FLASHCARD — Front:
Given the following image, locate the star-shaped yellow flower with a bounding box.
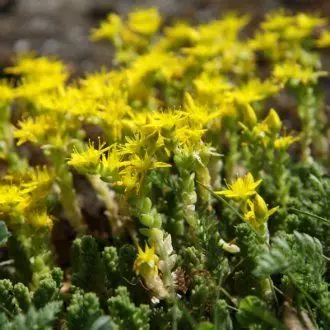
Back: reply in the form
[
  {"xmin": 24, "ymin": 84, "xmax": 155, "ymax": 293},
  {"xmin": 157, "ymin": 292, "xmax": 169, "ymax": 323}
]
[
  {"xmin": 215, "ymin": 173, "xmax": 262, "ymax": 200},
  {"xmin": 133, "ymin": 244, "xmax": 159, "ymax": 278}
]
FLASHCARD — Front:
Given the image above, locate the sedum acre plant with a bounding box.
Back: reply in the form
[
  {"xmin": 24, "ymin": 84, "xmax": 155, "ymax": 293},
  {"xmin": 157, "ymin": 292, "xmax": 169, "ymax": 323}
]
[{"xmin": 0, "ymin": 7, "xmax": 329, "ymax": 330}]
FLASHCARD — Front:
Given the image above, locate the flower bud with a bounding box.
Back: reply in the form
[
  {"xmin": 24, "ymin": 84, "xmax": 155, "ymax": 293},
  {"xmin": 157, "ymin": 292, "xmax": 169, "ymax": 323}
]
[
  {"xmin": 184, "ymin": 92, "xmax": 196, "ymax": 111},
  {"xmin": 263, "ymin": 109, "xmax": 282, "ymax": 133},
  {"xmin": 219, "ymin": 239, "xmax": 240, "ymax": 254},
  {"xmin": 254, "ymin": 194, "xmax": 268, "ymax": 221},
  {"xmin": 243, "ymin": 104, "xmax": 257, "ymax": 128}
]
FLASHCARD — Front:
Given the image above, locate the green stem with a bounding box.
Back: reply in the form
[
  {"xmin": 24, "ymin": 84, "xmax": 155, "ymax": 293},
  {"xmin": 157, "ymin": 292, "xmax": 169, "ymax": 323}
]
[
  {"xmin": 225, "ymin": 125, "xmax": 239, "ymax": 179},
  {"xmin": 88, "ymin": 175, "xmax": 124, "ymax": 237},
  {"xmin": 297, "ymin": 86, "xmax": 316, "ymax": 163},
  {"xmin": 290, "ymin": 208, "xmax": 330, "ymax": 225},
  {"xmin": 51, "ymin": 151, "xmax": 86, "ymax": 235}
]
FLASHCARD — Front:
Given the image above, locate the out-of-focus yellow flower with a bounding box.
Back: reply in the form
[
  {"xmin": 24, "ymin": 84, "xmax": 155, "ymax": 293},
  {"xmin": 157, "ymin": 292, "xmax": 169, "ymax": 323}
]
[
  {"xmin": 215, "ymin": 173, "xmax": 262, "ymax": 200},
  {"xmin": 35, "ymin": 86, "xmax": 95, "ymax": 117},
  {"xmin": 14, "ymin": 116, "xmax": 50, "ymax": 146},
  {"xmin": 198, "ymin": 14, "xmax": 249, "ymax": 43},
  {"xmin": 0, "ymin": 185, "xmax": 29, "ymax": 216},
  {"xmin": 6, "ymin": 55, "xmax": 68, "ymax": 100},
  {"xmin": 193, "ymin": 73, "xmax": 232, "ymax": 104},
  {"xmin": 228, "ymin": 79, "xmax": 280, "ymax": 105},
  {"xmin": 183, "ymin": 92, "xmax": 221, "ymax": 128},
  {"xmin": 21, "ymin": 167, "xmax": 54, "ymax": 197},
  {"xmin": 130, "ymin": 50, "xmax": 183, "ymax": 84},
  {"xmin": 6, "ymin": 55, "xmax": 68, "ymax": 78},
  {"xmin": 249, "ymin": 31, "xmax": 279, "ymax": 52},
  {"xmin": 128, "ymin": 8, "xmax": 161, "ymax": 36},
  {"xmin": 273, "ymin": 62, "xmax": 328, "ymax": 86},
  {"xmin": 295, "ymin": 13, "xmax": 326, "ymax": 32},
  {"xmin": 274, "ymin": 136, "xmax": 300, "ymax": 150},
  {"xmin": 28, "ymin": 210, "xmax": 53, "ymax": 229},
  {"xmin": 262, "ymin": 109, "xmax": 282, "ymax": 134},
  {"xmin": 261, "ymin": 11, "xmax": 294, "ymax": 32},
  {"xmin": 316, "ymin": 31, "xmax": 330, "ymax": 48},
  {"xmin": 182, "ymin": 43, "xmax": 222, "ymax": 59},
  {"xmin": 90, "ymin": 13, "xmax": 122, "ymax": 41},
  {"xmin": 16, "ymin": 74, "xmax": 67, "ymax": 99},
  {"xmin": 241, "ymin": 104, "xmax": 258, "ymax": 129},
  {"xmin": 163, "ymin": 22, "xmax": 200, "ymax": 47},
  {"xmin": 0, "ymin": 80, "xmax": 16, "ymax": 102}
]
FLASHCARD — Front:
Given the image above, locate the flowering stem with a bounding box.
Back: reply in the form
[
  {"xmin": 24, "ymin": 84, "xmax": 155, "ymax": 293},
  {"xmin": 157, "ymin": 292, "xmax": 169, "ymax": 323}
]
[
  {"xmin": 225, "ymin": 125, "xmax": 239, "ymax": 179},
  {"xmin": 297, "ymin": 86, "xmax": 316, "ymax": 163},
  {"xmin": 88, "ymin": 175, "xmax": 124, "ymax": 237},
  {"xmin": 0, "ymin": 103, "xmax": 26, "ymax": 172},
  {"xmin": 51, "ymin": 151, "xmax": 86, "ymax": 235}
]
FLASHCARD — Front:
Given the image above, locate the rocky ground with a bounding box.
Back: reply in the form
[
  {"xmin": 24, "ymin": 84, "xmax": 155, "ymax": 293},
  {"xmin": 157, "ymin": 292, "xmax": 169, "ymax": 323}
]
[{"xmin": 1, "ymin": 0, "xmax": 330, "ymax": 74}]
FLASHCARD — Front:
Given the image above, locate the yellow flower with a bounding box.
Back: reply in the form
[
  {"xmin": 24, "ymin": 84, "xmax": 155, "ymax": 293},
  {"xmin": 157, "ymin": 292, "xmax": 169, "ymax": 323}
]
[
  {"xmin": 68, "ymin": 141, "xmax": 109, "ymax": 174},
  {"xmin": 121, "ymin": 154, "xmax": 171, "ymax": 174},
  {"xmin": 261, "ymin": 11, "xmax": 294, "ymax": 32},
  {"xmin": 193, "ymin": 73, "xmax": 232, "ymax": 104},
  {"xmin": 182, "ymin": 43, "xmax": 222, "ymax": 59},
  {"xmin": 244, "ymin": 194, "xmax": 279, "ymax": 229},
  {"xmin": 118, "ymin": 133, "xmax": 162, "ymax": 157},
  {"xmin": 262, "ymin": 109, "xmax": 282, "ymax": 134},
  {"xmin": 6, "ymin": 56, "xmax": 68, "ymax": 99},
  {"xmin": 215, "ymin": 173, "xmax": 262, "ymax": 200},
  {"xmin": 101, "ymin": 146, "xmax": 124, "ymax": 176},
  {"xmin": 273, "ymin": 62, "xmax": 327, "ymax": 86},
  {"xmin": 228, "ymin": 79, "xmax": 279, "ymax": 105},
  {"xmin": 16, "ymin": 74, "xmax": 67, "ymax": 99},
  {"xmin": 163, "ymin": 22, "xmax": 200, "ymax": 47},
  {"xmin": 130, "ymin": 50, "xmax": 183, "ymax": 83},
  {"xmin": 90, "ymin": 13, "xmax": 122, "ymax": 41},
  {"xmin": 248, "ymin": 31, "xmax": 279, "ymax": 52},
  {"xmin": 14, "ymin": 114, "xmax": 59, "ymax": 146},
  {"xmin": 183, "ymin": 92, "xmax": 221, "ymax": 127},
  {"xmin": 316, "ymin": 31, "xmax": 330, "ymax": 48},
  {"xmin": 21, "ymin": 167, "xmax": 54, "ymax": 197},
  {"xmin": 0, "ymin": 185, "xmax": 29, "ymax": 216},
  {"xmin": 133, "ymin": 244, "xmax": 159, "ymax": 277},
  {"xmin": 241, "ymin": 104, "xmax": 257, "ymax": 129},
  {"xmin": 14, "ymin": 116, "xmax": 49, "ymax": 146},
  {"xmin": 28, "ymin": 210, "xmax": 53, "ymax": 229},
  {"xmin": 274, "ymin": 136, "xmax": 300, "ymax": 150},
  {"xmin": 0, "ymin": 80, "xmax": 16, "ymax": 102},
  {"xmin": 128, "ymin": 8, "xmax": 161, "ymax": 36},
  {"xmin": 143, "ymin": 110, "xmax": 184, "ymax": 137},
  {"xmin": 6, "ymin": 55, "xmax": 68, "ymax": 78},
  {"xmin": 198, "ymin": 14, "xmax": 249, "ymax": 43},
  {"xmin": 295, "ymin": 13, "xmax": 326, "ymax": 31}
]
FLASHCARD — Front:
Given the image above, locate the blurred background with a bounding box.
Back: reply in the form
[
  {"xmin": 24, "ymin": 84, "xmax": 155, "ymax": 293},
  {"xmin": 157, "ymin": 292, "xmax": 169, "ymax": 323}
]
[{"xmin": 1, "ymin": 0, "xmax": 330, "ymax": 74}]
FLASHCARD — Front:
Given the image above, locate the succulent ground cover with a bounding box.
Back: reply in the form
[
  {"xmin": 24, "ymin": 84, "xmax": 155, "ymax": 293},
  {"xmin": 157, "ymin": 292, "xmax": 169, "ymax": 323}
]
[{"xmin": 0, "ymin": 7, "xmax": 329, "ymax": 330}]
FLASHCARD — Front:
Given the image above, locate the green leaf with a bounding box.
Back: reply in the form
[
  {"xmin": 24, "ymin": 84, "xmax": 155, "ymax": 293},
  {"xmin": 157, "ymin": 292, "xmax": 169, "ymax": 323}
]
[
  {"xmin": 1, "ymin": 301, "xmax": 62, "ymax": 330},
  {"xmin": 237, "ymin": 296, "xmax": 287, "ymax": 330},
  {"xmin": 89, "ymin": 316, "xmax": 118, "ymax": 330}
]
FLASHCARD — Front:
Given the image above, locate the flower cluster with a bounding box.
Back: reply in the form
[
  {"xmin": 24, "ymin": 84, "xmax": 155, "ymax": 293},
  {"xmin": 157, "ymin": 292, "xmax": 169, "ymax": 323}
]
[{"xmin": 0, "ymin": 7, "xmax": 329, "ymax": 329}]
